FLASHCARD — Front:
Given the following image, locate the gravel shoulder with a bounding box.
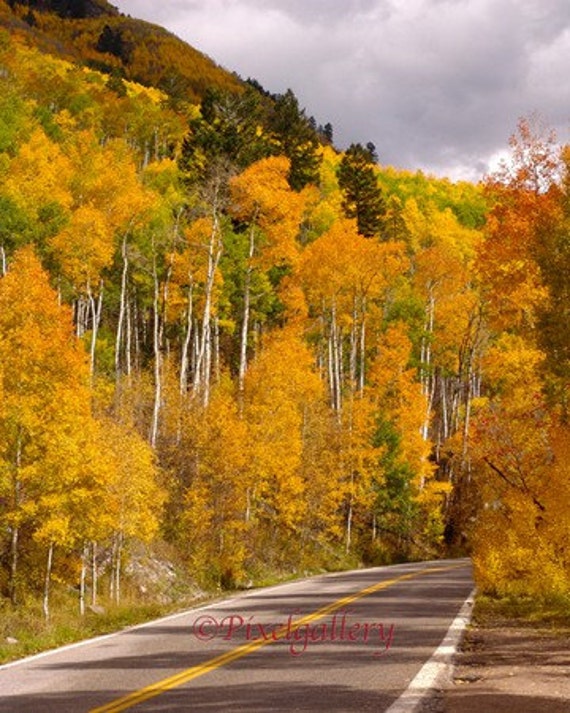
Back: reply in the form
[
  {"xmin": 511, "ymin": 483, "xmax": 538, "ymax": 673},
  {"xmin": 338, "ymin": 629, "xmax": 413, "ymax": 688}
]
[{"xmin": 441, "ymin": 610, "xmax": 570, "ymax": 713}]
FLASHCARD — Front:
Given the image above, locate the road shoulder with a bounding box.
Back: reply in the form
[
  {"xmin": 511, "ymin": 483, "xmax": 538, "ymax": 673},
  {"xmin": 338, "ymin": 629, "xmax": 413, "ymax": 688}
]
[{"xmin": 440, "ymin": 607, "xmax": 570, "ymax": 713}]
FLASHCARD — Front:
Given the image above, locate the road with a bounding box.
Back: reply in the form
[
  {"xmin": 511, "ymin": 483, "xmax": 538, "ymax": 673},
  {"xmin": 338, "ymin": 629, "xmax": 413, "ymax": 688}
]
[{"xmin": 0, "ymin": 558, "xmax": 473, "ymax": 712}]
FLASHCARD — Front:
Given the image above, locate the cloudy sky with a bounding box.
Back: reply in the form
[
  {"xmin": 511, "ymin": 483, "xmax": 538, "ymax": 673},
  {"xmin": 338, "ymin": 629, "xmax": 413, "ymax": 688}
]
[{"xmin": 114, "ymin": 0, "xmax": 570, "ymax": 181}]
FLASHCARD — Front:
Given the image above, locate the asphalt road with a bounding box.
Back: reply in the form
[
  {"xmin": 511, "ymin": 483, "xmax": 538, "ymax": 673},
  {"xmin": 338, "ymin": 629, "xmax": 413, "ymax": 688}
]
[{"xmin": 0, "ymin": 558, "xmax": 473, "ymax": 712}]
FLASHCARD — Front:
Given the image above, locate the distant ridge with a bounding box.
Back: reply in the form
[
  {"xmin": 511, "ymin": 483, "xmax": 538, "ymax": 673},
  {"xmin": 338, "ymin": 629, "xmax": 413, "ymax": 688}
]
[{"xmin": 6, "ymin": 0, "xmax": 118, "ymax": 19}]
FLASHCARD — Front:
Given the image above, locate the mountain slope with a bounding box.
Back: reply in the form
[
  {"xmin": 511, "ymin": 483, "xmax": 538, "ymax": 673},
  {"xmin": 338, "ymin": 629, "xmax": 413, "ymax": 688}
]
[{"xmin": 0, "ymin": 0, "xmax": 243, "ymax": 104}]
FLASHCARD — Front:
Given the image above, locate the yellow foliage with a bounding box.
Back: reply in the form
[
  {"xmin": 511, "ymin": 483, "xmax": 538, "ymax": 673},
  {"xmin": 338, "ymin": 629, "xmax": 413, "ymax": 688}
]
[
  {"xmin": 470, "ymin": 332, "xmax": 570, "ymax": 598},
  {"xmin": 102, "ymin": 418, "xmax": 166, "ymax": 543},
  {"xmin": 4, "ymin": 128, "xmax": 73, "ymax": 215},
  {"xmin": 179, "ymin": 386, "xmax": 251, "ymax": 587},
  {"xmin": 229, "ymin": 156, "xmax": 308, "ymax": 268},
  {"xmin": 369, "ymin": 323, "xmax": 434, "ymax": 488},
  {"xmin": 299, "ymin": 218, "xmax": 409, "ymax": 316},
  {"xmin": 50, "ymin": 204, "xmax": 114, "ymax": 290},
  {"xmin": 0, "ymin": 247, "xmax": 106, "ymax": 557},
  {"xmin": 244, "ymin": 326, "xmax": 324, "ymax": 531}
]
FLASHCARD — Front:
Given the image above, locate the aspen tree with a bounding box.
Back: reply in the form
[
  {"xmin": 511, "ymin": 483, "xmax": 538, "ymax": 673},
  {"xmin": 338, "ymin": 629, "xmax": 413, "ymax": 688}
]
[
  {"xmin": 0, "ymin": 247, "xmax": 99, "ymax": 606},
  {"xmin": 229, "ymin": 156, "xmax": 307, "ymax": 393},
  {"xmin": 179, "ymin": 386, "xmax": 250, "ymax": 588}
]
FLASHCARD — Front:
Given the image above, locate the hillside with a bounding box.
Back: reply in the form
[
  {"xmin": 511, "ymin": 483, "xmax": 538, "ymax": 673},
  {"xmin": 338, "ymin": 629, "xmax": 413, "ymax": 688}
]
[{"xmin": 0, "ymin": 0, "xmax": 243, "ymax": 103}]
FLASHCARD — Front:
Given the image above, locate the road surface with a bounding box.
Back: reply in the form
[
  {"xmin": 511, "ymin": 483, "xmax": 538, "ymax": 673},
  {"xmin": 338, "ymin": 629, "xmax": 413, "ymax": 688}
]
[{"xmin": 0, "ymin": 558, "xmax": 473, "ymax": 712}]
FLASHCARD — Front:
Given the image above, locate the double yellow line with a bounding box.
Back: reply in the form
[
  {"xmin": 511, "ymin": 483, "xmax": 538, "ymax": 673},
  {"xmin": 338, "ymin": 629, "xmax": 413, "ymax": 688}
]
[{"xmin": 91, "ymin": 563, "xmax": 464, "ymax": 712}]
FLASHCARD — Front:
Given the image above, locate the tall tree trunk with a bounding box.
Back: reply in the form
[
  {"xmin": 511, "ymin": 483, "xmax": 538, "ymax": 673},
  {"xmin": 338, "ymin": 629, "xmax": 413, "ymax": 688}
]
[
  {"xmin": 9, "ymin": 435, "xmax": 22, "ymax": 605},
  {"xmin": 79, "ymin": 542, "xmax": 88, "ymax": 616},
  {"xmin": 9, "ymin": 525, "xmax": 19, "ymax": 606},
  {"xmin": 125, "ymin": 287, "xmax": 132, "ymax": 379},
  {"xmin": 359, "ymin": 308, "xmax": 366, "ymax": 394},
  {"xmin": 213, "ymin": 316, "xmax": 221, "ymax": 385},
  {"xmin": 91, "ymin": 541, "xmax": 98, "ymax": 607},
  {"xmin": 114, "ymin": 533, "xmax": 123, "ymax": 605},
  {"xmin": 109, "ymin": 532, "xmax": 123, "ymax": 605},
  {"xmin": 327, "ymin": 312, "xmax": 335, "ymax": 410},
  {"xmin": 330, "ymin": 303, "xmax": 343, "ymax": 414},
  {"xmin": 179, "ymin": 280, "xmax": 194, "ymax": 395},
  {"xmin": 115, "ymin": 235, "xmax": 129, "ymax": 382},
  {"xmin": 421, "ymin": 291, "xmax": 436, "ymax": 441},
  {"xmin": 460, "ymin": 350, "xmax": 474, "ymax": 480},
  {"xmin": 150, "ymin": 252, "xmax": 165, "ymax": 448},
  {"xmin": 328, "ymin": 304, "xmax": 341, "ymax": 412},
  {"xmin": 109, "ymin": 534, "xmax": 117, "ymax": 601},
  {"xmin": 75, "ymin": 297, "xmax": 88, "ymax": 337},
  {"xmin": 420, "ymin": 291, "xmax": 435, "ymax": 394},
  {"xmin": 192, "ymin": 217, "xmax": 222, "ymax": 407},
  {"xmin": 349, "ymin": 299, "xmax": 358, "ymax": 391},
  {"xmin": 345, "ymin": 498, "xmax": 353, "ymax": 554},
  {"xmin": 87, "ymin": 280, "xmax": 104, "ymax": 378},
  {"xmin": 43, "ymin": 543, "xmax": 54, "ymax": 621},
  {"xmin": 441, "ymin": 373, "xmax": 449, "ymax": 442},
  {"xmin": 238, "ymin": 223, "xmax": 257, "ymax": 396}
]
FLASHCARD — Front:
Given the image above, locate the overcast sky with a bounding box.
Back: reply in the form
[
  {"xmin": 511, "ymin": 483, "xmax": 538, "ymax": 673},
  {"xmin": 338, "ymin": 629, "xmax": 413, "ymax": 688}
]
[{"xmin": 114, "ymin": 0, "xmax": 570, "ymax": 182}]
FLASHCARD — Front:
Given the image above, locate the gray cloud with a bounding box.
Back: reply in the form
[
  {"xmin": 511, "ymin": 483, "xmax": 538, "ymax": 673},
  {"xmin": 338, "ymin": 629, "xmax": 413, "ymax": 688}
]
[{"xmin": 116, "ymin": 0, "xmax": 570, "ymax": 180}]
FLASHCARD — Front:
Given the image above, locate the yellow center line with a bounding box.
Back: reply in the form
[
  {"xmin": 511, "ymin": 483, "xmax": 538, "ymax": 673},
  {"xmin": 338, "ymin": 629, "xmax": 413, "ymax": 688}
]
[{"xmin": 90, "ymin": 563, "xmax": 465, "ymax": 712}]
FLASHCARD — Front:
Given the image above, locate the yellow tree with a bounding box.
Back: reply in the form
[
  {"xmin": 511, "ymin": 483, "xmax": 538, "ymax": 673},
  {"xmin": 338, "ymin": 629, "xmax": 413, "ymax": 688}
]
[
  {"xmin": 100, "ymin": 417, "xmax": 165, "ymax": 604},
  {"xmin": 468, "ymin": 118, "xmax": 570, "ymax": 597},
  {"xmin": 299, "ymin": 218, "xmax": 408, "ymax": 410},
  {"xmin": 243, "ymin": 326, "xmax": 329, "ymax": 567},
  {"xmin": 403, "ymin": 202, "xmax": 485, "ymax": 545},
  {"xmin": 367, "ymin": 323, "xmax": 443, "ymax": 558},
  {"xmin": 0, "ymin": 247, "xmax": 103, "ymax": 608},
  {"xmin": 2, "ymin": 127, "xmax": 73, "ymax": 254},
  {"xmin": 297, "ymin": 397, "xmax": 346, "ymax": 563},
  {"xmin": 470, "ymin": 335, "xmax": 570, "ymax": 597},
  {"xmin": 2, "ymin": 127, "xmax": 73, "ymax": 218},
  {"xmin": 229, "ymin": 156, "xmax": 309, "ymax": 392},
  {"xmin": 478, "ymin": 117, "xmax": 561, "ymax": 334},
  {"xmin": 49, "ymin": 132, "xmax": 156, "ymax": 376},
  {"xmin": 178, "ymin": 385, "xmax": 250, "ymax": 588},
  {"xmin": 297, "ymin": 220, "xmax": 409, "ymax": 553}
]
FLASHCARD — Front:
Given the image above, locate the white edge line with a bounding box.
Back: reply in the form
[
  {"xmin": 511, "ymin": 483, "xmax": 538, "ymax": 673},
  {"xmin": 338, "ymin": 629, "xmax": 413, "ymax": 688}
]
[
  {"xmin": 384, "ymin": 587, "xmax": 477, "ymax": 713},
  {"xmin": 0, "ymin": 559, "xmax": 470, "ymax": 672}
]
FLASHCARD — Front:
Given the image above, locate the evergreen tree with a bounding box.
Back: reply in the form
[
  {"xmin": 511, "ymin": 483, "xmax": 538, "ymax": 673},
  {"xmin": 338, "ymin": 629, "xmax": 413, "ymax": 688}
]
[
  {"xmin": 96, "ymin": 24, "xmax": 129, "ymax": 61},
  {"xmin": 321, "ymin": 122, "xmax": 334, "ymax": 144},
  {"xmin": 267, "ymin": 89, "xmax": 322, "ymax": 191},
  {"xmin": 338, "ymin": 143, "xmax": 386, "ymax": 238},
  {"xmin": 179, "ymin": 87, "xmax": 271, "ymax": 185}
]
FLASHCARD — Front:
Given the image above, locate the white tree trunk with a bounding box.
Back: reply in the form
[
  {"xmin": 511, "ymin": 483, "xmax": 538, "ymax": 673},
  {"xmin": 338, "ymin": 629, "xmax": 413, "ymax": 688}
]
[
  {"xmin": 115, "ymin": 235, "xmax": 129, "ymax": 381},
  {"xmin": 79, "ymin": 542, "xmax": 88, "ymax": 616},
  {"xmin": 43, "ymin": 543, "xmax": 54, "ymax": 622},
  {"xmin": 192, "ymin": 217, "xmax": 222, "ymax": 407},
  {"xmin": 179, "ymin": 281, "xmax": 194, "ymax": 395},
  {"xmin": 238, "ymin": 224, "xmax": 256, "ymax": 395},
  {"xmin": 87, "ymin": 281, "xmax": 104, "ymax": 378},
  {"xmin": 91, "ymin": 541, "xmax": 98, "ymax": 607}
]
